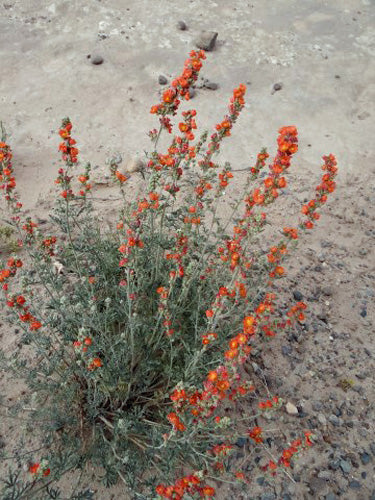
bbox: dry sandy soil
[0,0,375,499]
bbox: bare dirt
[1,0,375,499]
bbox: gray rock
[235,437,247,447]
[124,156,145,174]
[370,443,375,456]
[360,308,367,317]
[282,345,292,356]
[318,413,327,425]
[318,470,332,480]
[203,80,219,90]
[261,494,276,500]
[158,75,168,85]
[339,459,351,474]
[325,494,337,500]
[273,82,283,91]
[329,459,340,471]
[321,286,333,296]
[195,30,218,51]
[360,452,371,465]
[286,402,299,415]
[91,54,104,65]
[329,415,341,426]
[188,88,196,98]
[309,477,328,494]
[312,401,323,411]
[293,290,303,301]
[349,480,361,489]
[358,111,370,120]
[177,20,187,30]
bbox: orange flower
[115,171,128,183]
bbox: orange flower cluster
[201,331,218,346]
[156,474,215,500]
[22,218,38,235]
[1,258,42,331]
[249,426,263,443]
[74,337,102,371]
[73,336,92,352]
[29,462,50,477]
[167,412,186,432]
[245,126,298,208]
[118,229,144,267]
[218,238,243,271]
[250,150,269,178]
[267,244,287,278]
[263,432,313,472]
[150,50,206,117]
[165,233,188,280]
[301,154,338,229]
[133,191,160,214]
[286,301,307,324]
[218,169,233,189]
[88,357,102,371]
[0,140,23,211]
[214,84,246,138]
[156,286,174,336]
[77,173,92,196]
[58,120,78,164]
[114,170,128,184]
[210,442,233,472]
[179,109,197,141]
[41,236,57,256]
[199,84,246,169]
[194,178,212,199]
[258,396,280,410]
[283,226,298,240]
[184,215,201,225]
[56,119,93,200]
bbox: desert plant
[0,50,337,499]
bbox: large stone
[124,156,145,174]
[195,30,218,51]
[286,402,299,415]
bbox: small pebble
[158,75,168,85]
[282,345,292,356]
[273,82,283,92]
[339,460,351,474]
[177,20,187,30]
[235,437,247,447]
[329,415,341,426]
[90,54,104,65]
[318,470,331,480]
[318,413,327,426]
[312,401,323,411]
[293,290,303,301]
[349,480,361,489]
[321,286,333,296]
[188,88,196,98]
[325,494,337,500]
[360,452,371,465]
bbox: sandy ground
[1,0,375,498]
